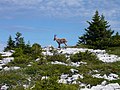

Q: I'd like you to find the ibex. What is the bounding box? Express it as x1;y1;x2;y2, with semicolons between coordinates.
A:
54;35;67;48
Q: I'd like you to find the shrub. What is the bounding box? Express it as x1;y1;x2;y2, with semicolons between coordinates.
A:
27;64;71;76
32;76;60;90
46;54;67;63
49;46;59;55
79;75;104;86
12;48;24;57
0;54;3;60
106;47;120;56
13;56;30;64
70;51;98;62
0;70;27;87
8;55;32;67
36;58;47;65
32;76;79;90
24;65;39;75
60;84;79;90
31;43;43;59
12;85;25;90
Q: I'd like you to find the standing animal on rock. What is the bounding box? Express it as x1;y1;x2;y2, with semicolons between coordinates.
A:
54;35;67;48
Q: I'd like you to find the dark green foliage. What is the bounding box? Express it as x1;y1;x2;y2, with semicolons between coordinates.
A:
12;48;24;57
15;32;25;48
24;66;39;75
59;84;79;90
70;51;98;62
32;76;60;90
4;35;15;51
110;79;120;84
110;32;120;47
10;43;43;67
0;54;3;60
12;43;43;59
106;47;120;56
13;55;31;64
79;75;104;86
0;70;27;87
4;32;26;51
23;41;32;55
31;43;43;59
12;85;25;90
24;63;72;78
46;54;67;63
32;76;79;90
78;11;114;49
9;55;32;67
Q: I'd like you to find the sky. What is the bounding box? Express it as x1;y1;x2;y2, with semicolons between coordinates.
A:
0;0;120;50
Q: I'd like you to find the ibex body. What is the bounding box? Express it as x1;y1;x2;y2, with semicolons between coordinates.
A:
54;35;67;48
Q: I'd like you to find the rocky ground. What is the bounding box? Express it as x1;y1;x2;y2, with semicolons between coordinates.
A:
0;47;120;90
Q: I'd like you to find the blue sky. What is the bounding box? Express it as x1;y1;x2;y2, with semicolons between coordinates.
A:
0;0;120;50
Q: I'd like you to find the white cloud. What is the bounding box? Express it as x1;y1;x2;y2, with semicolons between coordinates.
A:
0;0;119;18
0;0;120;27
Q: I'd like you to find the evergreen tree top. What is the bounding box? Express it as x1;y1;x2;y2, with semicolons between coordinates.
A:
78;10;114;49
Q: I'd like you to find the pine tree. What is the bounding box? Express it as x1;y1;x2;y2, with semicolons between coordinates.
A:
24;41;32;54
78;11;114;49
4;35;15;51
15;32;25;48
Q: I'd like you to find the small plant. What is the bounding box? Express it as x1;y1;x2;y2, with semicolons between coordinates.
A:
46;54;67;63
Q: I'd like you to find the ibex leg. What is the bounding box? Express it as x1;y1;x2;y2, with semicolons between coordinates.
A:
58;44;61;48
64;43;67;49
64;43;67;46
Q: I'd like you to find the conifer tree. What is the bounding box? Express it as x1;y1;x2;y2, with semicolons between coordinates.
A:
78;11;114;49
15;32;25;48
4;35;15;51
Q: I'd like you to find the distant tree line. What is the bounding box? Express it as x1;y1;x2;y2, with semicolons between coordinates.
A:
77;11;120;49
